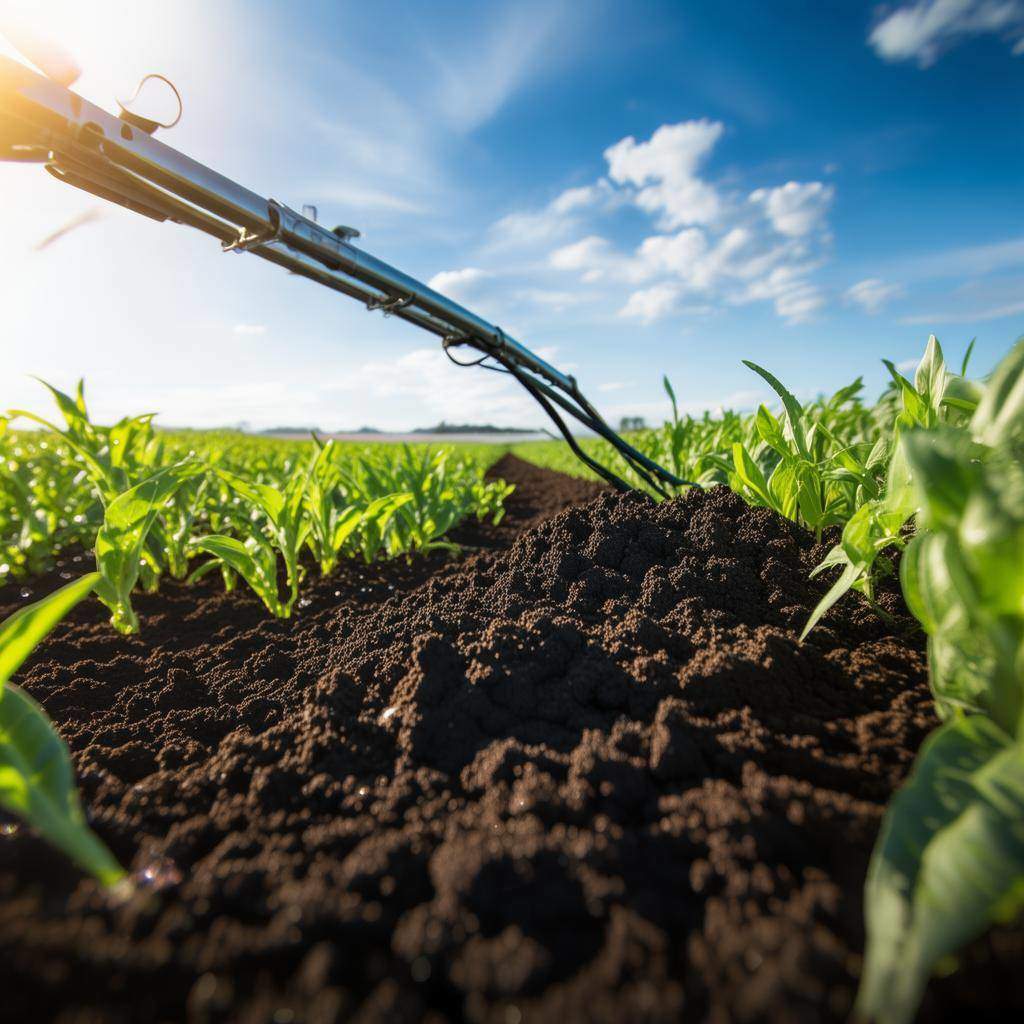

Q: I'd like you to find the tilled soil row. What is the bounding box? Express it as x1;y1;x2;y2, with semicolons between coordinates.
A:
0;456;1017;1023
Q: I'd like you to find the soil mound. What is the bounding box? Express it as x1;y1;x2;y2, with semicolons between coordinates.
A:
1;458;1014;1023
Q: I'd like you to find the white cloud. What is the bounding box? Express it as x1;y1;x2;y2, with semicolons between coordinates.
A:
549;235;615;278
549;182;608;214
619;283;683;323
562;124;833;323
489;180;620;249
869;0;1024;67
233;324;268;336
845;278;904;313
551;220;826;325
749;182;834;237
741;266;826;325
428;267;491;298
604;119;724;229
489;120;835;326
633;228;709;280
596;380;634;392
489;208;569;248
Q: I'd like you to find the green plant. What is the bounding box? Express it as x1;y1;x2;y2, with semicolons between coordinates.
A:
94;462;202;634
802;336;981;638
728;361;875;540
304;440;413;572
9;379;162;504
0;573;126;886
191;461;316;618
856;340;1024;1024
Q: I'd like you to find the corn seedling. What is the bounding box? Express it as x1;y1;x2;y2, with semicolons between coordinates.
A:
0;573;126;886
802;336;982;638
855;340;1024;1024
191;460;316;617
94;462;203;634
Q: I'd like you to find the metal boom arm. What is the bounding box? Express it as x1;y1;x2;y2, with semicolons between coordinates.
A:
0;56;688;493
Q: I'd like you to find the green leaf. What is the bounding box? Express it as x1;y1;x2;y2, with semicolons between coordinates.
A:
960;338;976;378
958;479;1024;618
829;377;865;409
31;377;91;435
192;535;282;615
0;578;124;886
742;360;808;458
663;375;679;423
6;408;115;497
731;443;775;509
0;684;126;886
755;404;789;456
359;492;415;561
767;459;798;519
883;359;931;428
802;554;864;640
941;375;983;416
972;338;1024;448
214;468;285;524
94;463;200;633
856;717;1024;1024
0;574;99;692
794;461;825;530
914;334;948;411
330;506;365;553
900;533;962;636
901;430;982;531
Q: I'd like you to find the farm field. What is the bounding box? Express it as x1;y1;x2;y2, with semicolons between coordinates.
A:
1;337;1022;1023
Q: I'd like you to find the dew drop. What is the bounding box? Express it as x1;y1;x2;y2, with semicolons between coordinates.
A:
0;822;20;837
136;855;182;890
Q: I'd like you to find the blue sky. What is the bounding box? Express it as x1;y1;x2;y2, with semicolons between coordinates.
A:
2;0;1023;429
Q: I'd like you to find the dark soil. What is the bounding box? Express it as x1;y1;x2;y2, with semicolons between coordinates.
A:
0;456;1019;1023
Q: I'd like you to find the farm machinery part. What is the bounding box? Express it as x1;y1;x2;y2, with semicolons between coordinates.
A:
0;49;689;494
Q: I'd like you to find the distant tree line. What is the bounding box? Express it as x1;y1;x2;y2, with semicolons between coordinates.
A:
618;416;647;433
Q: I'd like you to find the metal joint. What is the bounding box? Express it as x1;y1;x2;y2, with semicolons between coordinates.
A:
222;224;278;253
367;294;414;316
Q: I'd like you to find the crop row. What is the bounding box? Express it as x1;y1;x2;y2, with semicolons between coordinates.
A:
0;384;513;630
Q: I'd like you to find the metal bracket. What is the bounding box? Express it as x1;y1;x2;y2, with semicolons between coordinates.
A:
302;205;360;243
368;294;414;316
222;224;279;253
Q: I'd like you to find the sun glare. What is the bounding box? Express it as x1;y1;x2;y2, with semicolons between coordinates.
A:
0;0;218;111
